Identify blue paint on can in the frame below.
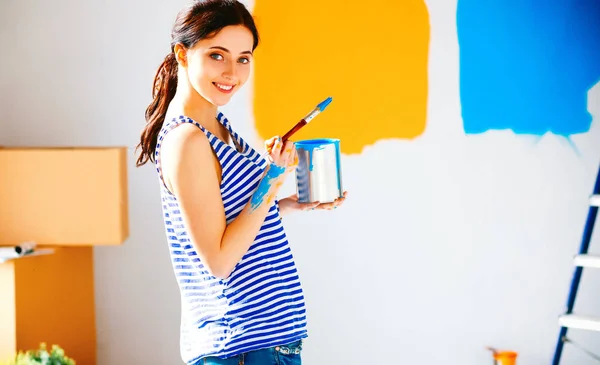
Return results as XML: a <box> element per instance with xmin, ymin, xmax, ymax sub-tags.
<box><xmin>294</xmin><ymin>138</ymin><xmax>340</xmax><ymax>171</ymax></box>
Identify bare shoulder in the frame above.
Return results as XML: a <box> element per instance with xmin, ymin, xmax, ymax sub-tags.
<box><xmin>159</xmin><ymin>123</ymin><xmax>218</xmax><ymax>194</ymax></box>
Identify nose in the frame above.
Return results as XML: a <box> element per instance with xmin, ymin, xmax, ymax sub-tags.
<box><xmin>222</xmin><ymin>62</ymin><xmax>235</xmax><ymax>81</ymax></box>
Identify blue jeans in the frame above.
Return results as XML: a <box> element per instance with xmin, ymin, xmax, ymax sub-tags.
<box><xmin>198</xmin><ymin>340</ymin><xmax>302</xmax><ymax>365</ymax></box>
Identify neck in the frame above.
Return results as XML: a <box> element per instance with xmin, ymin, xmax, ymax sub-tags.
<box><xmin>169</xmin><ymin>75</ymin><xmax>219</xmax><ymax>130</ymax></box>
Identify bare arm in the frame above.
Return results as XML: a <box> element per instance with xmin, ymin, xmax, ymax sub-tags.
<box><xmin>161</xmin><ymin>124</ymin><xmax>294</xmax><ymax>279</ymax></box>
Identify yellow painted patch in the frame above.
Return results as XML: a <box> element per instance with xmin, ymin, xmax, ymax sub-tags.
<box><xmin>252</xmin><ymin>0</ymin><xmax>430</xmax><ymax>154</ymax></box>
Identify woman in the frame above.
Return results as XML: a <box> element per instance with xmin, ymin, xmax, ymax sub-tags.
<box><xmin>135</xmin><ymin>1</ymin><xmax>346</xmax><ymax>364</ymax></box>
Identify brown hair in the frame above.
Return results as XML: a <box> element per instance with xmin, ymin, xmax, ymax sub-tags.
<box><xmin>135</xmin><ymin>0</ymin><xmax>260</xmax><ymax>167</ymax></box>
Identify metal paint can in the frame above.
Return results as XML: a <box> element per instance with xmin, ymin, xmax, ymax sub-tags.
<box><xmin>294</xmin><ymin>138</ymin><xmax>343</xmax><ymax>203</ymax></box>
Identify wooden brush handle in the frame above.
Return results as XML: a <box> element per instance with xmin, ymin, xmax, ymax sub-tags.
<box><xmin>281</xmin><ymin>120</ymin><xmax>307</xmax><ymax>142</ymax></box>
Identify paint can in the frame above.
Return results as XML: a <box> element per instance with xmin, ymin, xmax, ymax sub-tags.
<box><xmin>493</xmin><ymin>351</ymin><xmax>517</xmax><ymax>365</ymax></box>
<box><xmin>294</xmin><ymin>138</ymin><xmax>343</xmax><ymax>203</ymax></box>
<box><xmin>487</xmin><ymin>347</ymin><xmax>517</xmax><ymax>365</ymax></box>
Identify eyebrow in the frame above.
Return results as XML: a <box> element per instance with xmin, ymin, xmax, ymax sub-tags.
<box><xmin>209</xmin><ymin>46</ymin><xmax>253</xmax><ymax>55</ymax></box>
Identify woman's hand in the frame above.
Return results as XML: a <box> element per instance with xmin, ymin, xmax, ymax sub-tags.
<box><xmin>265</xmin><ymin>136</ymin><xmax>298</xmax><ymax>172</ymax></box>
<box><xmin>279</xmin><ymin>191</ymin><xmax>348</xmax><ymax>216</ymax></box>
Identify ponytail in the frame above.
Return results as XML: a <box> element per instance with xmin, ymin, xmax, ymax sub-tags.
<box><xmin>135</xmin><ymin>53</ymin><xmax>178</xmax><ymax>167</ymax></box>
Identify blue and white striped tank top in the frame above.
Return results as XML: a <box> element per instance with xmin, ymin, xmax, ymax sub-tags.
<box><xmin>154</xmin><ymin>113</ymin><xmax>308</xmax><ymax>364</ymax></box>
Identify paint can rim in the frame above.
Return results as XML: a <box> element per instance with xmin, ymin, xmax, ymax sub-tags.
<box><xmin>294</xmin><ymin>138</ymin><xmax>340</xmax><ymax>148</ymax></box>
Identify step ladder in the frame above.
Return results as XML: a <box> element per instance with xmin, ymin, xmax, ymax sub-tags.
<box><xmin>552</xmin><ymin>165</ymin><xmax>600</xmax><ymax>365</ymax></box>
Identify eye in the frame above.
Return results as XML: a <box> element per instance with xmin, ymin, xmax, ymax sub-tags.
<box><xmin>210</xmin><ymin>53</ymin><xmax>224</xmax><ymax>61</ymax></box>
<box><xmin>238</xmin><ymin>57</ymin><xmax>250</xmax><ymax>64</ymax></box>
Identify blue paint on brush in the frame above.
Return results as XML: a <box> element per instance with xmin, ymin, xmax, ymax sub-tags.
<box><xmin>316</xmin><ymin>97</ymin><xmax>333</xmax><ymax>112</ymax></box>
<box><xmin>457</xmin><ymin>0</ymin><xmax>600</xmax><ymax>137</ymax></box>
<box><xmin>250</xmin><ymin>164</ymin><xmax>286</xmax><ymax>211</ymax></box>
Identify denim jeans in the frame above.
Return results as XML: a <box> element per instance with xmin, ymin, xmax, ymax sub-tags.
<box><xmin>198</xmin><ymin>340</ymin><xmax>303</xmax><ymax>365</ymax></box>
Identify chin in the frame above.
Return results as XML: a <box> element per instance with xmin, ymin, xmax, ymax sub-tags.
<box><xmin>197</xmin><ymin>86</ymin><xmax>236</xmax><ymax>107</ymax></box>
<box><xmin>211</xmin><ymin>97</ymin><xmax>232</xmax><ymax>107</ymax></box>
<box><xmin>207</xmin><ymin>92</ymin><xmax>235</xmax><ymax>106</ymax></box>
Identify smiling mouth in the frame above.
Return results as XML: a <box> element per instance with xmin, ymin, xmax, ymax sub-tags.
<box><xmin>213</xmin><ymin>82</ymin><xmax>235</xmax><ymax>93</ymax></box>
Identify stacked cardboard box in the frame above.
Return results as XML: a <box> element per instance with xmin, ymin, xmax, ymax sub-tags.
<box><xmin>0</xmin><ymin>147</ymin><xmax>129</xmax><ymax>365</ymax></box>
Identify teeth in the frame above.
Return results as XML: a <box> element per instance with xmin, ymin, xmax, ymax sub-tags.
<box><xmin>215</xmin><ymin>83</ymin><xmax>233</xmax><ymax>91</ymax></box>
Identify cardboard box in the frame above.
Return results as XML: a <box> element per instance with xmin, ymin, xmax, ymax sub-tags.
<box><xmin>0</xmin><ymin>147</ymin><xmax>129</xmax><ymax>246</ymax></box>
<box><xmin>0</xmin><ymin>247</ymin><xmax>97</xmax><ymax>365</ymax></box>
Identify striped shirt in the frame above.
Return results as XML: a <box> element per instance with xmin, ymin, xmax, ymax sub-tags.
<box><xmin>154</xmin><ymin>113</ymin><xmax>308</xmax><ymax>364</ymax></box>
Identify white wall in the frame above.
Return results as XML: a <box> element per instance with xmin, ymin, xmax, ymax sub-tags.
<box><xmin>1</xmin><ymin>1</ymin><xmax>599</xmax><ymax>364</ymax></box>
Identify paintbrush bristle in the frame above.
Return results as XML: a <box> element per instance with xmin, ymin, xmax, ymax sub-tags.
<box><xmin>316</xmin><ymin>97</ymin><xmax>333</xmax><ymax>112</ymax></box>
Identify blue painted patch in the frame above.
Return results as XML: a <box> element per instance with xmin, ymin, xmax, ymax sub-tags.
<box><xmin>457</xmin><ymin>0</ymin><xmax>600</xmax><ymax>136</ymax></box>
<box><xmin>250</xmin><ymin>164</ymin><xmax>285</xmax><ymax>212</ymax></box>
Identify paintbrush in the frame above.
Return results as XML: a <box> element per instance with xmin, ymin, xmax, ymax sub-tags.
<box><xmin>261</xmin><ymin>96</ymin><xmax>333</xmax><ymax>159</ymax></box>
<box><xmin>486</xmin><ymin>347</ymin><xmax>499</xmax><ymax>365</ymax></box>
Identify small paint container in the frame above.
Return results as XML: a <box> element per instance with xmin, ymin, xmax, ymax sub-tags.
<box><xmin>493</xmin><ymin>351</ymin><xmax>517</xmax><ymax>365</ymax></box>
<box><xmin>294</xmin><ymin>138</ymin><xmax>343</xmax><ymax>203</ymax></box>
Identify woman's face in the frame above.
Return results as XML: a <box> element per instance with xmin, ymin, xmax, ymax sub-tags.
<box><xmin>177</xmin><ymin>25</ymin><xmax>254</xmax><ymax>106</ymax></box>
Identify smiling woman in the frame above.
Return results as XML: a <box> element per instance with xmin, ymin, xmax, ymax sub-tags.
<box><xmin>134</xmin><ymin>1</ymin><xmax>347</xmax><ymax>365</ymax></box>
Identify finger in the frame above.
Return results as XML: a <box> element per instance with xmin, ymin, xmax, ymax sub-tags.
<box><xmin>316</xmin><ymin>202</ymin><xmax>337</xmax><ymax>210</ymax></box>
<box><xmin>319</xmin><ymin>195</ymin><xmax>347</xmax><ymax>209</ymax></box>
<box><xmin>266</xmin><ymin>136</ymin><xmax>279</xmax><ymax>146</ymax></box>
<box><xmin>332</xmin><ymin>197</ymin><xmax>346</xmax><ymax>207</ymax></box>
<box><xmin>271</xmin><ymin>138</ymin><xmax>283</xmax><ymax>156</ymax></box>
<box><xmin>286</xmin><ymin>147</ymin><xmax>298</xmax><ymax>172</ymax></box>
<box><xmin>291</xmin><ymin>145</ymin><xmax>298</xmax><ymax>167</ymax></box>
<box><xmin>265</xmin><ymin>136</ymin><xmax>278</xmax><ymax>152</ymax></box>
<box><xmin>280</xmin><ymin>141</ymin><xmax>294</xmax><ymax>166</ymax></box>
<box><xmin>283</xmin><ymin>141</ymin><xmax>294</xmax><ymax>157</ymax></box>
<box><xmin>333</xmin><ymin>192</ymin><xmax>348</xmax><ymax>205</ymax></box>
<box><xmin>301</xmin><ymin>202</ymin><xmax>320</xmax><ymax>211</ymax></box>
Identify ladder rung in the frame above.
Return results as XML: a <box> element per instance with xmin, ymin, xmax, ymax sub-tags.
<box><xmin>573</xmin><ymin>254</ymin><xmax>600</xmax><ymax>269</ymax></box>
<box><xmin>591</xmin><ymin>194</ymin><xmax>600</xmax><ymax>207</ymax></box>
<box><xmin>559</xmin><ymin>314</ymin><xmax>600</xmax><ymax>332</ymax></box>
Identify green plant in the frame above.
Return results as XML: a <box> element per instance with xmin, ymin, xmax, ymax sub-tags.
<box><xmin>2</xmin><ymin>343</ymin><xmax>75</xmax><ymax>365</ymax></box>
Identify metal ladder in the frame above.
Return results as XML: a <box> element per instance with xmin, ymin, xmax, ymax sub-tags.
<box><xmin>552</xmin><ymin>164</ymin><xmax>600</xmax><ymax>365</ymax></box>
